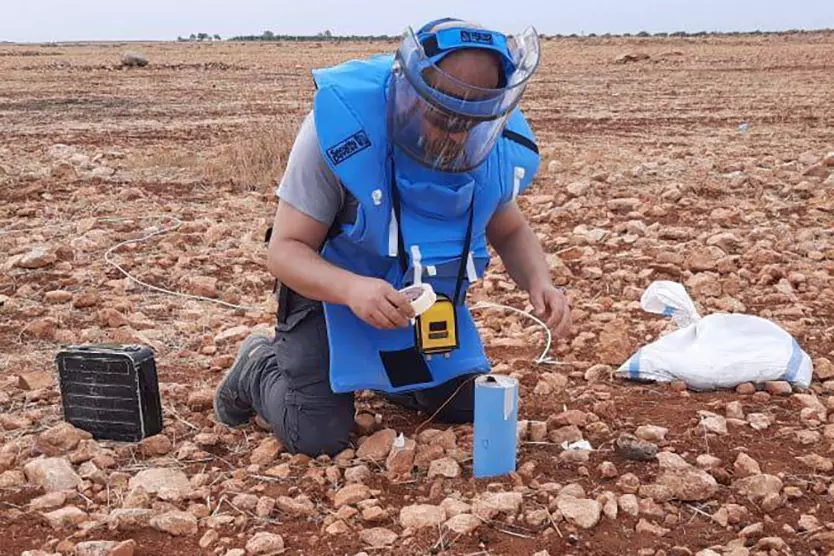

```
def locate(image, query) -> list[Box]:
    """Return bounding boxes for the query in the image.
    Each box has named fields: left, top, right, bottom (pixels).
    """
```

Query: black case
left=54, top=344, right=163, bottom=442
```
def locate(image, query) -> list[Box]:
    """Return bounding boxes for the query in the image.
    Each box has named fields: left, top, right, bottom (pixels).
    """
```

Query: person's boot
left=213, top=335, right=272, bottom=427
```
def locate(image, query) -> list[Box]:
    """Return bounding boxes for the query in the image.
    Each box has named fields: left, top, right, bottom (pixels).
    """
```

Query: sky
left=3, top=0, right=834, bottom=43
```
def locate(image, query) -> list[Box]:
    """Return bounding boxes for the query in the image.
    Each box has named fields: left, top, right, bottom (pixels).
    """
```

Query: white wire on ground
left=103, top=215, right=263, bottom=312
left=470, top=301, right=563, bottom=365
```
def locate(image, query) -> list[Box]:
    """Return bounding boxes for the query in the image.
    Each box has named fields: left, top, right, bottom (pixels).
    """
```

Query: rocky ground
left=2, top=32, right=834, bottom=556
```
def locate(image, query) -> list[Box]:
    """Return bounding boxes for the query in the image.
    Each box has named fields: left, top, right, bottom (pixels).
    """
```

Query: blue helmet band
left=416, top=26, right=516, bottom=85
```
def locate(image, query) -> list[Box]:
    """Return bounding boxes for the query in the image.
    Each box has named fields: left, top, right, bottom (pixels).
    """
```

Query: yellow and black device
left=415, top=294, right=459, bottom=355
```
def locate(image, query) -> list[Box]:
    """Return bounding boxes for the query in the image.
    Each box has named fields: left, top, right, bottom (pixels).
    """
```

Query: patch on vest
left=326, top=131, right=371, bottom=165
left=460, top=30, right=494, bottom=45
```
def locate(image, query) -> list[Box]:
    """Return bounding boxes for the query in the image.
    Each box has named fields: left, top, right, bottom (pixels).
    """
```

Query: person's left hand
left=529, top=282, right=572, bottom=338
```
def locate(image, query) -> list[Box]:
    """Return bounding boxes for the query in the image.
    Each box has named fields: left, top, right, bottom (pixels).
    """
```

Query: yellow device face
left=416, top=295, right=459, bottom=355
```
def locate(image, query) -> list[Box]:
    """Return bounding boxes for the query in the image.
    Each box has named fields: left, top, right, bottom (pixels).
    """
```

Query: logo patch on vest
left=460, top=30, right=494, bottom=45
left=327, top=131, right=371, bottom=165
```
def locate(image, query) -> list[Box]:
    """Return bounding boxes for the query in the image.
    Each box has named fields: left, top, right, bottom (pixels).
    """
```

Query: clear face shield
left=387, top=24, right=541, bottom=173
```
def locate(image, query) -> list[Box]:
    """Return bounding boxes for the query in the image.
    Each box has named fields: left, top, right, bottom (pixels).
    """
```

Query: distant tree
left=197, top=32, right=209, bottom=41
left=189, top=33, right=197, bottom=40
left=637, top=31, right=650, bottom=37
left=214, top=34, right=222, bottom=40
left=263, top=30, right=275, bottom=39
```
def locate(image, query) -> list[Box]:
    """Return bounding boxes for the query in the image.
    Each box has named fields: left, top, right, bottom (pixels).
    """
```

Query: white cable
left=470, top=301, right=562, bottom=365
left=103, top=215, right=262, bottom=312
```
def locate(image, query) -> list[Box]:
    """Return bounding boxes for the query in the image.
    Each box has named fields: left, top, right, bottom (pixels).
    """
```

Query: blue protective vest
left=311, top=54, right=540, bottom=394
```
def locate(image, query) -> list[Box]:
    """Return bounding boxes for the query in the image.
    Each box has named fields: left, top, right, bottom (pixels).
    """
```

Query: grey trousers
left=241, top=290, right=477, bottom=457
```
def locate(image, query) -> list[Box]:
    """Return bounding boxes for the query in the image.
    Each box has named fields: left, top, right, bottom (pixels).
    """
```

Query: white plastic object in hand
left=399, top=283, right=436, bottom=316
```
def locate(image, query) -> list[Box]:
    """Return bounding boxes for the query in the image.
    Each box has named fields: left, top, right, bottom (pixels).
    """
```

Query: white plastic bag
left=616, top=281, right=813, bottom=391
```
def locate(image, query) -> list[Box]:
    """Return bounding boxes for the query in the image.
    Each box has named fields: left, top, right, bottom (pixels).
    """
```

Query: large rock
left=733, top=453, right=761, bottom=477
left=656, top=468, right=718, bottom=501
left=150, top=511, right=198, bottom=536
left=557, top=495, right=601, bottom=529
left=440, top=497, right=471, bottom=518
left=245, top=532, right=284, bottom=554
left=357, top=429, right=396, bottom=461
left=697, top=411, right=728, bottom=435
left=121, top=52, right=149, bottom=67
left=24, top=457, right=82, bottom=492
left=0, top=470, right=26, bottom=488
left=275, top=495, right=315, bottom=516
left=128, top=468, right=191, bottom=496
left=399, top=504, right=446, bottom=529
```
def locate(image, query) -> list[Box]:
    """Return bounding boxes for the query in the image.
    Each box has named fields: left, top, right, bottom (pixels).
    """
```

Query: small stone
left=697, top=411, right=727, bottom=435
left=733, top=453, right=761, bottom=477
left=43, top=505, right=88, bottom=529
left=245, top=532, right=284, bottom=555
left=334, top=483, right=371, bottom=507
left=0, top=470, right=26, bottom=488
left=584, top=364, right=612, bottom=382
left=549, top=425, right=583, bottom=445
left=186, top=389, right=213, bottom=411
left=761, top=493, right=784, bottom=512
left=345, top=464, right=371, bottom=484
left=696, top=454, right=722, bottom=469
left=765, top=381, right=792, bottom=396
left=798, top=513, right=821, bottom=532
left=445, top=514, right=481, bottom=534
left=529, top=421, right=548, bottom=442
left=359, top=506, right=385, bottom=523
left=24, top=457, right=82, bottom=492
left=598, top=461, right=618, bottom=478
left=567, top=180, right=591, bottom=197
left=128, top=467, right=191, bottom=497
left=231, top=493, right=259, bottom=511
left=199, top=529, right=219, bottom=549
left=734, top=474, right=783, bottom=500
left=139, top=434, right=172, bottom=457
left=747, top=413, right=771, bottom=430
left=639, top=484, right=674, bottom=502
left=74, top=541, right=124, bottom=556
left=735, top=383, right=756, bottom=395
left=656, top=452, right=691, bottom=470
left=360, top=527, right=397, bottom=547
left=399, top=504, right=446, bottom=529
left=428, top=457, right=460, bottom=479
left=107, top=508, right=154, bottom=530
left=656, top=468, right=718, bottom=501
left=617, top=473, right=641, bottom=494
left=150, top=511, right=198, bottom=536
left=739, top=522, right=764, bottom=539
left=472, top=491, right=523, bottom=520
left=386, top=436, right=416, bottom=475
left=796, top=453, right=833, bottom=472
left=29, top=491, right=68, bottom=511
left=16, top=246, right=56, bottom=269
left=557, top=495, right=601, bottom=529
left=616, top=433, right=657, bottom=461
left=18, top=371, right=53, bottom=391
left=635, top=425, right=668, bottom=442
left=250, top=437, right=283, bottom=465
left=755, top=537, right=788, bottom=551
left=325, top=520, right=350, bottom=535
left=276, top=494, right=315, bottom=516
left=36, top=422, right=93, bottom=456
left=618, top=494, right=639, bottom=517
left=636, top=518, right=670, bottom=537
left=357, top=429, right=397, bottom=461
left=440, top=497, right=471, bottom=518
left=726, top=401, right=745, bottom=419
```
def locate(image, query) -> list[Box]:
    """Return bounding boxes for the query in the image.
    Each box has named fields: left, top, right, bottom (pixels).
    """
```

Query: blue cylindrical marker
left=473, top=374, right=519, bottom=478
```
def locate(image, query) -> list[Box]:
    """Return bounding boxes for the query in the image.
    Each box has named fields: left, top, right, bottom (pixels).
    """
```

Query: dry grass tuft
left=204, top=118, right=299, bottom=193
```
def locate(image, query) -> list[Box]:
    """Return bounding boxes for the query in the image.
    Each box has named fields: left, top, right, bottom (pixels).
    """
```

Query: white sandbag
left=616, top=281, right=812, bottom=391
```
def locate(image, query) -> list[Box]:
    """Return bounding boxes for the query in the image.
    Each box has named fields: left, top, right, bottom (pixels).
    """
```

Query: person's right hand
left=347, top=277, right=415, bottom=329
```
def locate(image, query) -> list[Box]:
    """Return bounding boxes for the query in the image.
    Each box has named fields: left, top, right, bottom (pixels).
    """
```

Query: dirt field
left=2, top=32, right=834, bottom=556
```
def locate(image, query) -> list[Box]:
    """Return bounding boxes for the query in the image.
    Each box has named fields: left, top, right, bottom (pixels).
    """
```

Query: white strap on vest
left=466, top=252, right=477, bottom=283
left=388, top=208, right=398, bottom=257
left=411, top=245, right=423, bottom=285
left=512, top=166, right=525, bottom=201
